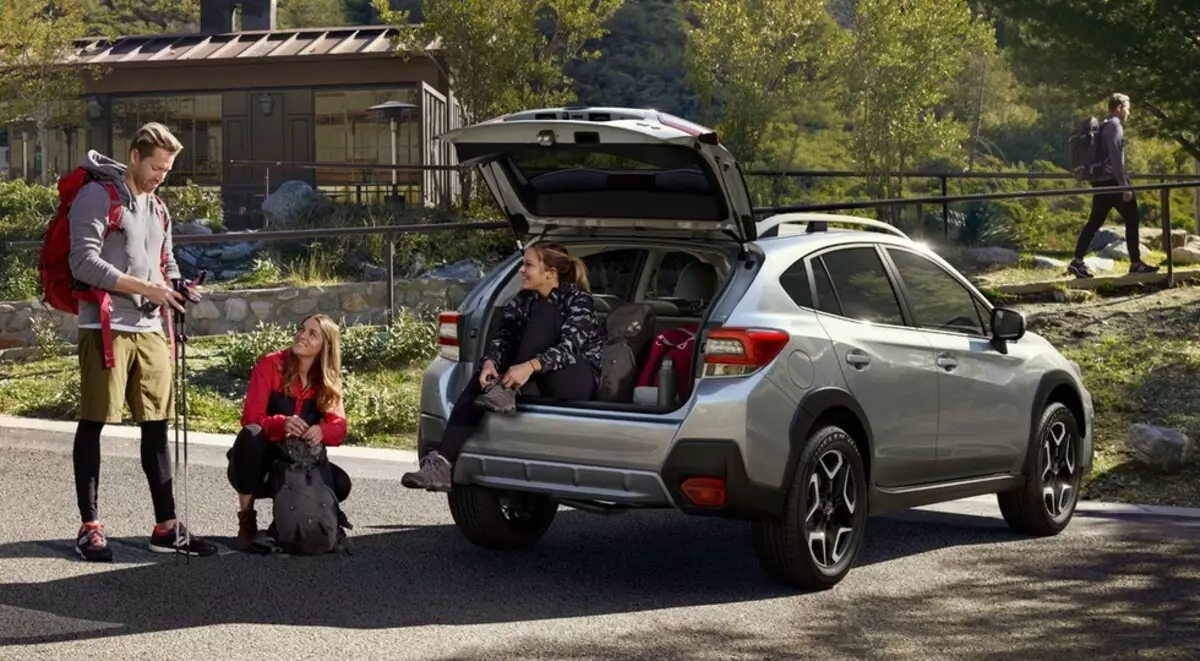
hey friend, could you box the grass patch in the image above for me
[0,320,435,450]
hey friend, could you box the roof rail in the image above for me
[756,212,910,240]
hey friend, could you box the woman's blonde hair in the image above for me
[532,242,590,291]
[283,314,343,414]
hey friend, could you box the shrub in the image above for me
[342,371,419,445]
[340,312,438,370]
[221,321,293,376]
[0,243,38,302]
[0,180,57,239]
[162,181,224,231]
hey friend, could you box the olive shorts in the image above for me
[78,329,173,424]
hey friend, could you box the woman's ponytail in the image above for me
[537,243,591,292]
[568,256,590,292]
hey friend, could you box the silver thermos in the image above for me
[657,358,676,407]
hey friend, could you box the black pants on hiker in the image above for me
[227,425,352,503]
[437,297,596,462]
[1073,179,1142,262]
[74,419,175,524]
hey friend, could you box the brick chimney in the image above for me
[200,0,278,34]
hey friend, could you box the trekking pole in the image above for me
[172,271,205,565]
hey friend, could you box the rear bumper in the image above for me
[452,439,787,521]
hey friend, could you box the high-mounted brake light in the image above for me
[437,312,461,361]
[701,327,789,378]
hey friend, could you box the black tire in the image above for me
[997,402,1083,537]
[751,425,869,591]
[448,485,558,550]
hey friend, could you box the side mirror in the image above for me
[990,307,1026,351]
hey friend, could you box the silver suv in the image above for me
[418,107,1094,590]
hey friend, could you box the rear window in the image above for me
[455,142,729,221]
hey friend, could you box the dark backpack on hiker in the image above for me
[597,302,657,403]
[270,438,340,555]
[1067,117,1104,182]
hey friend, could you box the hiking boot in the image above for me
[148,522,219,557]
[474,381,518,414]
[236,509,259,552]
[1129,261,1160,274]
[75,521,113,563]
[401,451,453,492]
[1066,260,1094,279]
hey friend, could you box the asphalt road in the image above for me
[2,427,1198,661]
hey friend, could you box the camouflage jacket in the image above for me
[481,284,603,385]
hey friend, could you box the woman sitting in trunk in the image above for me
[228,313,353,552]
[402,242,603,492]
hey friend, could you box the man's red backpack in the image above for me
[38,167,171,369]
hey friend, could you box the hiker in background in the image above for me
[401,243,603,492]
[228,313,352,552]
[64,123,218,561]
[1068,93,1160,278]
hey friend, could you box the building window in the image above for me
[314,87,419,197]
[111,95,223,186]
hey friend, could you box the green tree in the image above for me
[836,0,994,203]
[983,0,1200,159]
[680,0,839,165]
[277,0,349,28]
[372,0,623,122]
[83,0,199,36]
[0,0,102,184]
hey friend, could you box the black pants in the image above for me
[438,298,596,462]
[74,420,175,524]
[227,425,351,503]
[1074,179,1142,262]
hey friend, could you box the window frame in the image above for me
[801,243,913,330]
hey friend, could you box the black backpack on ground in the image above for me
[1068,116,1104,182]
[269,438,340,555]
[597,302,657,402]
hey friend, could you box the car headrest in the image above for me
[674,261,719,303]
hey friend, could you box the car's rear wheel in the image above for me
[448,485,558,550]
[752,425,868,591]
[997,402,1082,536]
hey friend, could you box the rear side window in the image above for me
[779,259,814,309]
[818,247,904,325]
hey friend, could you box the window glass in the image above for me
[812,258,842,316]
[651,252,702,298]
[779,259,813,309]
[109,95,224,186]
[818,247,904,325]
[583,249,642,301]
[887,248,985,335]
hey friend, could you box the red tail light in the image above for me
[437,312,461,361]
[702,327,789,377]
[681,477,727,507]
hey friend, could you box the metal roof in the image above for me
[65,26,437,66]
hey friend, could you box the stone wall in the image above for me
[0,278,477,350]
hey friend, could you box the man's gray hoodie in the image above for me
[1098,116,1131,188]
[67,149,181,333]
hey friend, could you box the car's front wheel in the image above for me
[997,402,1083,536]
[448,485,558,550]
[752,425,868,590]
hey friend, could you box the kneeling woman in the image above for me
[402,243,603,491]
[229,313,352,551]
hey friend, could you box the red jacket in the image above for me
[241,350,348,446]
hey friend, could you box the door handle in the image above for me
[845,351,871,368]
[936,352,958,370]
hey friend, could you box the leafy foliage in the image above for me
[372,0,624,122]
[680,0,839,165]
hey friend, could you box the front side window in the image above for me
[887,248,985,335]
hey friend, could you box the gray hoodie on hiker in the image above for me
[67,149,181,333]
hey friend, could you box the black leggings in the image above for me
[227,425,352,502]
[437,298,596,462]
[1074,179,1142,262]
[74,419,175,524]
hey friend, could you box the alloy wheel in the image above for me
[1040,420,1077,518]
[805,449,858,569]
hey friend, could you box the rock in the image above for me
[261,180,319,228]
[342,292,368,313]
[250,300,273,320]
[219,270,248,281]
[1088,228,1123,253]
[1128,424,1194,472]
[1171,244,1200,266]
[422,258,487,281]
[1138,227,1189,250]
[1100,241,1150,261]
[174,220,214,236]
[291,298,318,315]
[5,309,31,332]
[192,299,220,321]
[278,289,300,301]
[0,304,14,314]
[224,298,249,323]
[219,242,257,263]
[1083,256,1115,272]
[361,263,388,281]
[1031,255,1067,270]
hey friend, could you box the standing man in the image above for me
[66,122,217,561]
[1068,93,1160,278]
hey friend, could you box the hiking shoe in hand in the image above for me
[1129,261,1160,274]
[474,381,518,413]
[1067,260,1094,279]
[149,523,219,557]
[401,451,452,492]
[75,521,113,563]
